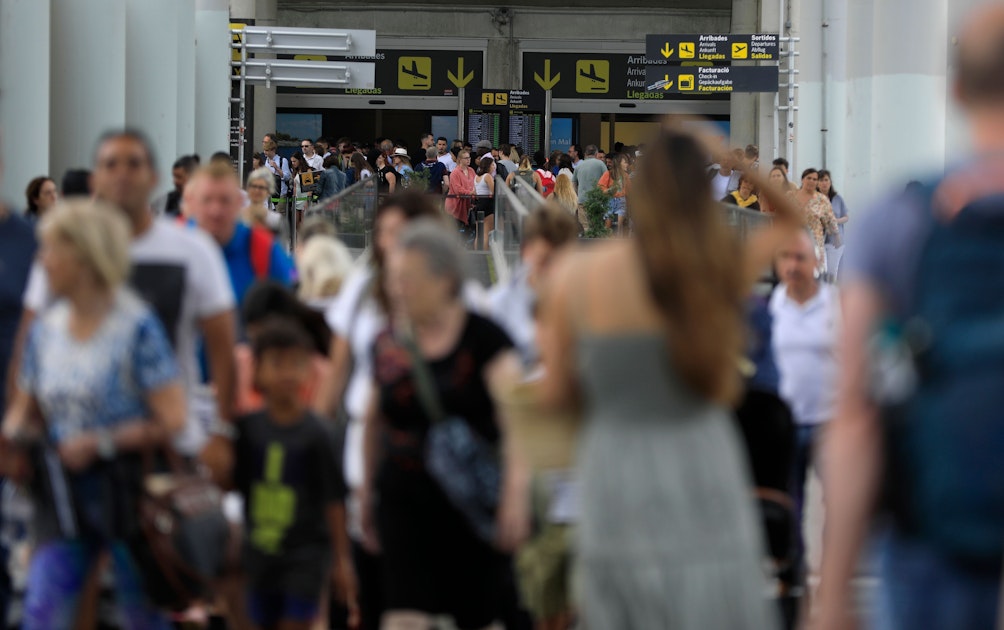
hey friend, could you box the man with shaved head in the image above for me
[817,5,1004,629]
[185,162,294,306]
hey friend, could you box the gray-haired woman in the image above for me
[358,220,527,629]
[245,166,282,231]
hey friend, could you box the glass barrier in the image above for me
[720,203,774,240]
[491,175,547,285]
[303,177,380,250]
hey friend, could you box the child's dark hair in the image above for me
[242,281,331,355]
[252,317,316,361]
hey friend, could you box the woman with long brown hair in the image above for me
[24,177,58,220]
[757,166,789,214]
[538,125,802,629]
[598,152,631,234]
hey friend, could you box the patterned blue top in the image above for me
[19,290,180,445]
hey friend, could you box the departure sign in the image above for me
[465,89,546,153]
[645,34,780,63]
[644,66,779,94]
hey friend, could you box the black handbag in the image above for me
[125,447,234,611]
[401,332,501,545]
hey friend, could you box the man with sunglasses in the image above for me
[300,139,323,171]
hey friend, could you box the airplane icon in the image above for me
[575,59,609,93]
[402,60,429,81]
[398,56,432,90]
[579,64,604,83]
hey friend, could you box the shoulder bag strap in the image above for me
[399,329,447,425]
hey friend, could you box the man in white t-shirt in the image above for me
[710,153,736,201]
[436,137,456,172]
[17,131,236,457]
[769,230,840,588]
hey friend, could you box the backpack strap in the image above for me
[249,226,274,279]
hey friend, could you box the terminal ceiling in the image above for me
[280,1,732,11]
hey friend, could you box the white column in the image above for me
[126,0,194,195]
[0,0,51,206]
[196,0,232,160]
[794,0,948,212]
[50,0,127,188]
[792,0,822,175]
[866,0,947,190]
[176,0,197,158]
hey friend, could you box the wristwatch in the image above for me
[96,430,116,461]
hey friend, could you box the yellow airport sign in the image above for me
[398,56,432,90]
[576,59,609,94]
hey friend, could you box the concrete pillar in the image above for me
[176,0,197,158]
[196,0,232,160]
[126,0,192,194]
[869,0,947,185]
[943,0,984,162]
[50,0,127,184]
[806,0,947,211]
[251,0,277,146]
[0,0,51,206]
[486,39,515,90]
[729,0,760,149]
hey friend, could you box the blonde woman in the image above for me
[506,154,544,195]
[550,173,581,231]
[296,234,356,307]
[246,167,282,231]
[3,200,185,628]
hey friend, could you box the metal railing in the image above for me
[491,176,547,285]
[304,176,380,250]
[720,203,774,240]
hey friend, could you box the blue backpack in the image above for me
[883,177,1004,565]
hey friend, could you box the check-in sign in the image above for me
[645,66,779,93]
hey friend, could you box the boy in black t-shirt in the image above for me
[206,319,349,630]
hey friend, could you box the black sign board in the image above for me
[521,52,727,101]
[645,34,780,63]
[644,66,780,94]
[464,89,546,154]
[278,49,484,96]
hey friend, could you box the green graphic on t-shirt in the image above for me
[250,442,297,554]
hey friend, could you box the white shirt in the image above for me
[23,218,236,455]
[769,283,840,426]
[438,153,457,172]
[710,171,732,200]
[571,159,582,170]
[488,268,537,368]
[305,153,324,171]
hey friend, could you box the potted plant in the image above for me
[581,186,613,238]
[402,168,431,191]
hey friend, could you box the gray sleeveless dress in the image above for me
[575,334,777,629]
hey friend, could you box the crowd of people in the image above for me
[246,133,646,243]
[2,6,1004,629]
